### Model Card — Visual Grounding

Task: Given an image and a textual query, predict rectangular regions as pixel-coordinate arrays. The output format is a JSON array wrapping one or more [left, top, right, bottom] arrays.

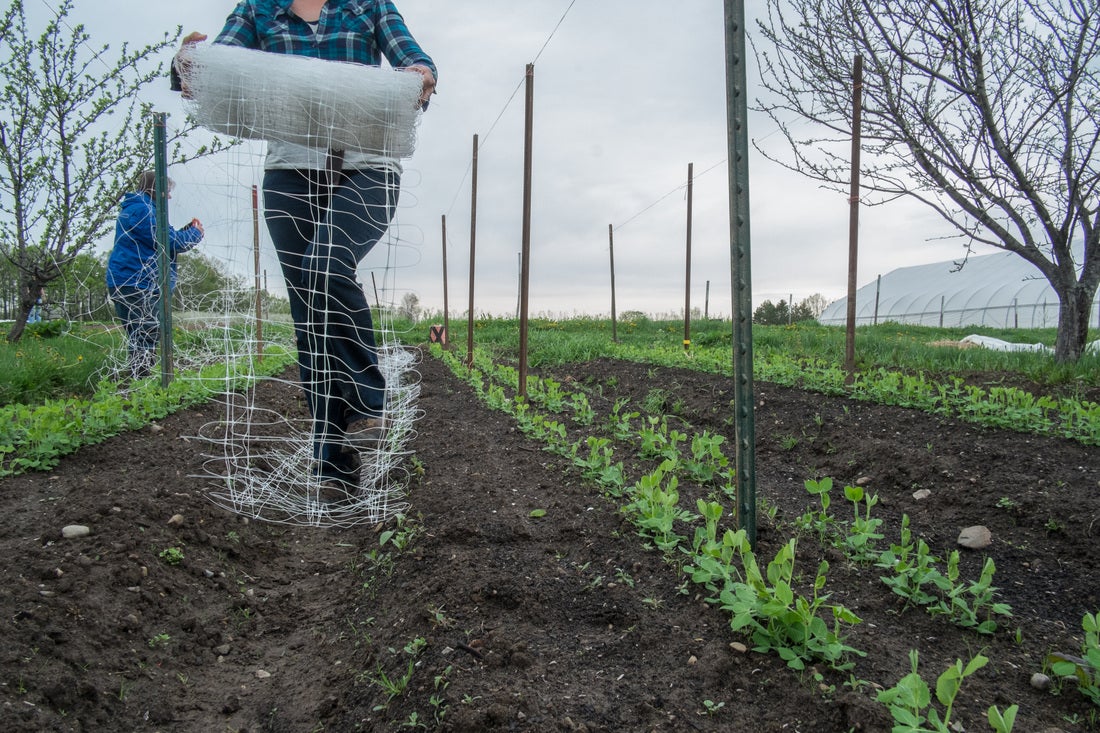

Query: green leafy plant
[[569, 392, 595, 425], [701, 699, 725, 715], [369, 637, 426, 710], [147, 633, 171, 648], [621, 462, 694, 552], [877, 650, 1015, 732], [607, 397, 639, 440], [779, 434, 800, 450], [528, 375, 567, 412], [683, 431, 729, 483], [430, 664, 452, 722], [379, 514, 421, 550], [840, 483, 884, 563], [683, 499, 743, 600], [795, 477, 836, 542], [572, 436, 626, 493], [158, 547, 184, 565], [1048, 611, 1100, 707], [988, 703, 1019, 733], [637, 416, 668, 459], [658, 428, 688, 462], [928, 554, 1012, 634], [877, 515, 945, 609], [370, 660, 415, 706], [718, 534, 863, 671]]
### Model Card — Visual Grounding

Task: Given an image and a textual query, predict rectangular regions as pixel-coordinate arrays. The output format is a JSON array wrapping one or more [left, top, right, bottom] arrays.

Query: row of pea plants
[[434, 347, 1100, 730], [610, 345, 1100, 446], [0, 345, 297, 477]]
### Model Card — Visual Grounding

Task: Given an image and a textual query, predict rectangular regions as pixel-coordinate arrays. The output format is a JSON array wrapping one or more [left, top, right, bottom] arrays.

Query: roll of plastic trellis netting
[[178, 43, 423, 158]]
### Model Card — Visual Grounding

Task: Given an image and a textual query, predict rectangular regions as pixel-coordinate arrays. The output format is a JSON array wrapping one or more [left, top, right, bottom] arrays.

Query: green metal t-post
[[724, 0, 757, 546], [154, 113, 174, 387]]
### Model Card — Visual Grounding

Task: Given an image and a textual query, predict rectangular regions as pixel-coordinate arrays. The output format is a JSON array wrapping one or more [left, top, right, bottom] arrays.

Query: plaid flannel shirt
[[214, 0, 436, 83]]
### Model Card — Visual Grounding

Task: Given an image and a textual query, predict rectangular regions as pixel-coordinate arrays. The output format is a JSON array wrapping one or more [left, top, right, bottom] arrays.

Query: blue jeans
[[111, 286, 160, 378], [262, 167, 399, 485]]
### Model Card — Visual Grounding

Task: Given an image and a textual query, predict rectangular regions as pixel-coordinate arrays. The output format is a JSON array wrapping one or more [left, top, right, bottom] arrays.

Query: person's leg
[[262, 169, 364, 488], [262, 170, 319, 392], [112, 286, 159, 378], [306, 167, 400, 428]]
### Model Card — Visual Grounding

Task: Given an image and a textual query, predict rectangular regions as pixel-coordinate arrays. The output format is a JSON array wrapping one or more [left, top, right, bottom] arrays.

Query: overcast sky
[[30, 0, 998, 319]]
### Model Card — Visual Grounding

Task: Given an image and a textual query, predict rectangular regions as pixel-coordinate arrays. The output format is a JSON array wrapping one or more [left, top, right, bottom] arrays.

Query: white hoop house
[[819, 252, 1100, 330]]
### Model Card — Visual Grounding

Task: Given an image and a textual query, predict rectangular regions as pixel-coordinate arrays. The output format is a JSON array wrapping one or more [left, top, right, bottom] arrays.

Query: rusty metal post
[[441, 214, 450, 348], [609, 224, 618, 343], [873, 273, 881, 325], [467, 134, 478, 366], [844, 54, 864, 375], [518, 63, 534, 397]]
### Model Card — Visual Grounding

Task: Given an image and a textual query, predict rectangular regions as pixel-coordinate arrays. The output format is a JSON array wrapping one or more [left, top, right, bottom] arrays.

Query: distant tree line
[[753, 293, 828, 325]]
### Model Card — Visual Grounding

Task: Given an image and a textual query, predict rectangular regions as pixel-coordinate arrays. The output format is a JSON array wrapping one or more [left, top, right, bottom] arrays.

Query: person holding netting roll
[[173, 1, 436, 499], [107, 171, 205, 380]]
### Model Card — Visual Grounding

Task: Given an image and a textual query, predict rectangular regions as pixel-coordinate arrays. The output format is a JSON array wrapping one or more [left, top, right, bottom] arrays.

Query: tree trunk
[[6, 279, 43, 344], [1053, 284, 1094, 363], [6, 306, 30, 343]]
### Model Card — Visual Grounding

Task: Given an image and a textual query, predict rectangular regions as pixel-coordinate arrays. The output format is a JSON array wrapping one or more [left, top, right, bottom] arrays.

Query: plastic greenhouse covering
[[819, 251, 1100, 329]]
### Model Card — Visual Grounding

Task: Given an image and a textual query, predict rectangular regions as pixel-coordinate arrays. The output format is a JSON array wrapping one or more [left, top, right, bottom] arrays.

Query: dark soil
[[2, 348, 1098, 732]]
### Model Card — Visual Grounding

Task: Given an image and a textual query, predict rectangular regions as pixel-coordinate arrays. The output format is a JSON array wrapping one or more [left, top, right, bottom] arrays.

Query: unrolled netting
[[178, 42, 423, 155], [174, 43, 425, 527]]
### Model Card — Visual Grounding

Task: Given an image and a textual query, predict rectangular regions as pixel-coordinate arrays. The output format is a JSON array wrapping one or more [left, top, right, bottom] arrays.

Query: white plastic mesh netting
[[155, 42, 428, 527], [178, 43, 423, 155], [201, 346, 421, 527]]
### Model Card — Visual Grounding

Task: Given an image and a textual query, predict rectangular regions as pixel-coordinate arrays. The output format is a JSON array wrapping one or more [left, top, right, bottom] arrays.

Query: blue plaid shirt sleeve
[[376, 2, 436, 78], [212, 1, 260, 49]]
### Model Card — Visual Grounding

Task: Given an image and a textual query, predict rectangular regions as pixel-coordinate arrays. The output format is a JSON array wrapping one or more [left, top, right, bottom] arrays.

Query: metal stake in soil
[[609, 224, 618, 343], [844, 54, 864, 376], [153, 112, 173, 387], [466, 134, 478, 367], [517, 63, 534, 397], [441, 214, 450, 347], [684, 162, 693, 353], [723, 0, 757, 546]]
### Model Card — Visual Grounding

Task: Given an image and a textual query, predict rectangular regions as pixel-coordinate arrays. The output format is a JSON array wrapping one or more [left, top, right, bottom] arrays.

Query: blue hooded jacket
[[106, 192, 203, 292]]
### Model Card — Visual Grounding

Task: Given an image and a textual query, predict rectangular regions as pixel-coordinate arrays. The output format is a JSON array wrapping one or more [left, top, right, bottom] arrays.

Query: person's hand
[[405, 65, 436, 107], [190, 218, 205, 236], [175, 32, 208, 99]]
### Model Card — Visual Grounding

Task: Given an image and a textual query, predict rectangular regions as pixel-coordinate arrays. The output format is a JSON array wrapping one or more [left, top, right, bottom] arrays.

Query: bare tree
[[802, 292, 830, 318], [0, 0, 225, 342], [399, 292, 421, 323], [754, 0, 1099, 361]]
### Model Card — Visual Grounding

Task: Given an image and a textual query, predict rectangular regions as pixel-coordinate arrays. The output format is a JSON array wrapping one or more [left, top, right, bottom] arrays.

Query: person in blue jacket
[[175, 0, 436, 499], [106, 170, 204, 379]]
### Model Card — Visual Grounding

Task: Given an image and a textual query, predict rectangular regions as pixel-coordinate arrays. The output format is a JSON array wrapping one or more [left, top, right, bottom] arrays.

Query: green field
[[1, 316, 1097, 478]]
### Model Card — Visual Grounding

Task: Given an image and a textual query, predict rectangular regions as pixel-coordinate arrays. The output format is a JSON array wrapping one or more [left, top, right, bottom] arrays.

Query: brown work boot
[[344, 416, 386, 451], [318, 479, 356, 506]]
